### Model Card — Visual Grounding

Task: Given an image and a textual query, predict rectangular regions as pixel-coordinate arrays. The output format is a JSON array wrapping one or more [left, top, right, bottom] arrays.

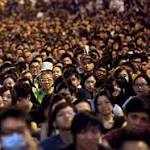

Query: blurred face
[[82, 60, 95, 72], [63, 57, 72, 65], [2, 90, 12, 107], [23, 72, 33, 82], [121, 141, 150, 150], [126, 112, 150, 133], [133, 77, 149, 96], [112, 81, 121, 97], [53, 66, 62, 79], [84, 76, 96, 92], [40, 52, 47, 61], [95, 68, 107, 79], [76, 126, 101, 150], [3, 77, 15, 89], [118, 70, 129, 82], [54, 106, 75, 130], [17, 96, 32, 112], [30, 62, 41, 77], [97, 95, 113, 115], [40, 73, 54, 91], [24, 51, 32, 63], [69, 74, 80, 88], [75, 102, 91, 112], [1, 117, 27, 136]]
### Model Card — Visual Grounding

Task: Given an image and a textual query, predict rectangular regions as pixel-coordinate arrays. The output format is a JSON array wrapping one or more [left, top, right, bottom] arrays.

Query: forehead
[[1, 117, 26, 130], [57, 106, 74, 114], [128, 112, 149, 119], [134, 77, 147, 83]]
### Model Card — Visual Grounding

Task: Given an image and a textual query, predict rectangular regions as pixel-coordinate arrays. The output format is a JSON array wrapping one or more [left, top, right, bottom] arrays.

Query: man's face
[[24, 52, 32, 63], [54, 106, 75, 130], [63, 57, 72, 65], [126, 112, 150, 133], [1, 117, 27, 136], [82, 59, 95, 72], [76, 126, 101, 150], [40, 73, 54, 91], [30, 62, 41, 77]]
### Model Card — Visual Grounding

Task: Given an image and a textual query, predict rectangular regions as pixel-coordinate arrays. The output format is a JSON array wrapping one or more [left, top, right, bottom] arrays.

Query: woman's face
[[133, 77, 149, 96], [84, 76, 96, 92], [2, 90, 12, 107], [112, 81, 121, 97], [53, 66, 62, 79], [97, 95, 113, 115], [118, 70, 129, 82]]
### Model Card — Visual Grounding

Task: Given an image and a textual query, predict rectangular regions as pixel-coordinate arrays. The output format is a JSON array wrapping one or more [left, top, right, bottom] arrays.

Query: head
[[29, 60, 41, 78], [51, 102, 76, 131], [83, 74, 96, 93], [0, 87, 15, 107], [0, 107, 33, 150], [94, 90, 113, 116], [120, 140, 150, 150], [24, 51, 32, 63], [133, 74, 150, 97], [61, 53, 73, 66], [2, 76, 15, 89], [81, 55, 95, 73], [39, 71, 54, 92], [124, 97, 150, 133], [71, 112, 102, 150], [73, 100, 92, 112], [52, 66, 62, 80], [113, 66, 132, 83], [14, 83, 32, 112]]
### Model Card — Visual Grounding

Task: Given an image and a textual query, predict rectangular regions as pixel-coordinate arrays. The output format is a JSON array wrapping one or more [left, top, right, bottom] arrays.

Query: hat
[[81, 55, 93, 63], [41, 61, 53, 71]]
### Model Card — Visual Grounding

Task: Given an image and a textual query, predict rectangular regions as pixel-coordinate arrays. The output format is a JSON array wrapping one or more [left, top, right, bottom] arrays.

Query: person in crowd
[[41, 102, 76, 150], [94, 89, 124, 133], [0, 107, 39, 150], [62, 111, 108, 150], [104, 96, 150, 149]]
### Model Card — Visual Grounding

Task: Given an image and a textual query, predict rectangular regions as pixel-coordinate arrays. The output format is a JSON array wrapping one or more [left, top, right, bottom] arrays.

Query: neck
[[59, 130, 73, 146]]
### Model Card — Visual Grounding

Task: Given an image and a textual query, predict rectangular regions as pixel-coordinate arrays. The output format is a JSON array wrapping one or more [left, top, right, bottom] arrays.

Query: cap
[[41, 61, 53, 71]]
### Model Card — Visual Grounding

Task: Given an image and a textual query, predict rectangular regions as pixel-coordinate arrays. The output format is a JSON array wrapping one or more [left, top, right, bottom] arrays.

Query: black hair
[[133, 73, 150, 85], [0, 107, 31, 134], [94, 89, 112, 112], [51, 102, 75, 123], [14, 82, 32, 99], [61, 53, 73, 60], [124, 96, 150, 118], [71, 112, 102, 141], [29, 59, 40, 67]]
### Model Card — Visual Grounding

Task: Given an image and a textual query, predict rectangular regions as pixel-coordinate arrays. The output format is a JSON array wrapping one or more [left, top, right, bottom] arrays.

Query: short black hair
[[51, 102, 75, 123], [14, 82, 32, 99], [124, 96, 150, 118], [71, 112, 102, 141], [0, 107, 31, 134]]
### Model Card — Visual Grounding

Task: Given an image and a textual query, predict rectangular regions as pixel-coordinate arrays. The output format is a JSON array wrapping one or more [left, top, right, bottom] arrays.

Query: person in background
[[0, 107, 39, 150], [41, 102, 76, 150]]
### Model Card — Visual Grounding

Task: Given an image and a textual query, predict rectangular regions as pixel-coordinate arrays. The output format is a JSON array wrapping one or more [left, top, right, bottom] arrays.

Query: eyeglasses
[[56, 110, 76, 118], [40, 79, 53, 83], [134, 83, 148, 88]]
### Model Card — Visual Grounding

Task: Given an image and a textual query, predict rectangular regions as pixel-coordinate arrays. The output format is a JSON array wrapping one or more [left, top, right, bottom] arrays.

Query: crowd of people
[[0, 0, 150, 150]]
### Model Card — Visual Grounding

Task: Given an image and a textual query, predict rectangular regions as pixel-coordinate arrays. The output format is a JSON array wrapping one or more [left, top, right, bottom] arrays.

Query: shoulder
[[41, 135, 64, 150]]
